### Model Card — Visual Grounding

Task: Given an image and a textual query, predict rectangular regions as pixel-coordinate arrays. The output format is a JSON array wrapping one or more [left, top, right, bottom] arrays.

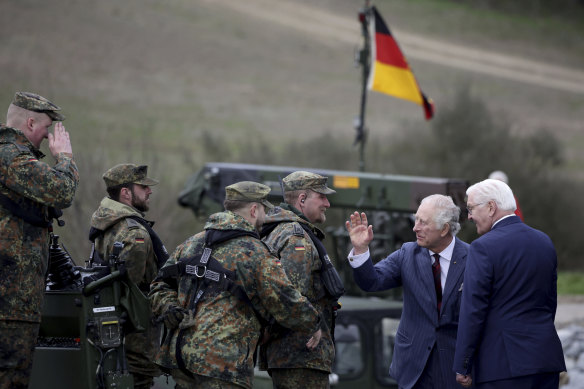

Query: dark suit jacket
[[453, 216, 566, 384], [353, 237, 469, 389]]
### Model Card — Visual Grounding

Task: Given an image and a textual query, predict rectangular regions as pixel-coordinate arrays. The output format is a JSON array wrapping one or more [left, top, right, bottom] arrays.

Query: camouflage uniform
[[0, 93, 78, 388], [260, 172, 338, 389], [89, 164, 163, 389], [150, 182, 321, 389]]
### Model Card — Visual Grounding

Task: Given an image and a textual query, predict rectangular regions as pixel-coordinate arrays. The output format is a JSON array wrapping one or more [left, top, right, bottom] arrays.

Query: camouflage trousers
[[171, 369, 245, 389], [126, 326, 162, 389], [269, 368, 330, 389], [0, 321, 40, 389]]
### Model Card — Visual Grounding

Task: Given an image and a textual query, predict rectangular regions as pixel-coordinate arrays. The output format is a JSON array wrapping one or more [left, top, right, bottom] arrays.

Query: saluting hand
[[48, 122, 73, 157], [345, 212, 374, 255]]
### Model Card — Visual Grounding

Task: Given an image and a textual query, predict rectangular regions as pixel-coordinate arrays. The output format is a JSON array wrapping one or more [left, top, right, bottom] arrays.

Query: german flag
[[367, 6, 434, 120]]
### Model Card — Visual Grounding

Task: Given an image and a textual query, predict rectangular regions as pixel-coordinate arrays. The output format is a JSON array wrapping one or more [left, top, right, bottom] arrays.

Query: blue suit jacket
[[353, 237, 469, 389], [453, 216, 566, 384]]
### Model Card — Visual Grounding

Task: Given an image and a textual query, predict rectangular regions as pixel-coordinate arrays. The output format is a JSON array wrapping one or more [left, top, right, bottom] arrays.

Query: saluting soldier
[[89, 163, 167, 389], [0, 92, 78, 389], [150, 181, 322, 389]]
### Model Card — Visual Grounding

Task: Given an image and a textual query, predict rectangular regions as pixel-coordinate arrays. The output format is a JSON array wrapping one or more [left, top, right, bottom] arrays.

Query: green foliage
[[558, 272, 584, 295]]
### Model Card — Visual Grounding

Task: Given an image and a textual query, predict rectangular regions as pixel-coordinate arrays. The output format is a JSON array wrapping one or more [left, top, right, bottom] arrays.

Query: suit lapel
[[441, 238, 467, 308]]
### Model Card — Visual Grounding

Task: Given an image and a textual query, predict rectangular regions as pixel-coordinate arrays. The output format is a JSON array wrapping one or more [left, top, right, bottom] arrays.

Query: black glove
[[164, 306, 187, 329]]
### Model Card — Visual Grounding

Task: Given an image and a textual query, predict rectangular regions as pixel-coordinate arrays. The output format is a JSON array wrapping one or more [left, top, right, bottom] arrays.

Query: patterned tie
[[432, 253, 442, 314]]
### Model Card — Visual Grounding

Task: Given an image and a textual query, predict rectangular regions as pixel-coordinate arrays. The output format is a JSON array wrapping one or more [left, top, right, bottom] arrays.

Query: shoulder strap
[[125, 216, 169, 269], [158, 229, 265, 320], [298, 223, 345, 300], [0, 192, 50, 228]]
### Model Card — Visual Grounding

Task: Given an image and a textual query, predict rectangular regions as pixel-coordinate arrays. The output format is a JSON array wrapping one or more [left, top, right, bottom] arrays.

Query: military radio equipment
[[178, 162, 469, 389], [30, 240, 138, 389]]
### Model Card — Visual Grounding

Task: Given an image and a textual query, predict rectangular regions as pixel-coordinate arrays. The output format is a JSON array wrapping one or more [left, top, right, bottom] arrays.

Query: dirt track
[[211, 0, 584, 95]]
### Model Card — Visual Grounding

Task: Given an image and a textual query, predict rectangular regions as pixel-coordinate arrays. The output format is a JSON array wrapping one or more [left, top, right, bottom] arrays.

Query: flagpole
[[355, 1, 371, 172]]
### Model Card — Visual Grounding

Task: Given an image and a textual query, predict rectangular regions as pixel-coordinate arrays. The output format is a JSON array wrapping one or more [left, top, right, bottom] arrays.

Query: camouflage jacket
[[0, 125, 78, 322], [90, 197, 159, 293], [260, 203, 336, 373], [150, 211, 320, 389]]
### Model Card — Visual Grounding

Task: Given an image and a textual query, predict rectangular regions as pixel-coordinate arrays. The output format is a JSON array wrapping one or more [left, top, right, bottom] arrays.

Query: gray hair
[[420, 194, 461, 236], [467, 179, 516, 212]]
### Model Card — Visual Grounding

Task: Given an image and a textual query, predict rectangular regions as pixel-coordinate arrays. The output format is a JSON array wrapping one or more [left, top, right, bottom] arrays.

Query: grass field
[[558, 272, 584, 295]]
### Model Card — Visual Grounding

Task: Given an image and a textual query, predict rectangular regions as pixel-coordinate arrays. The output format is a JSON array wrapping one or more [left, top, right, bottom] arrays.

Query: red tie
[[432, 253, 442, 314]]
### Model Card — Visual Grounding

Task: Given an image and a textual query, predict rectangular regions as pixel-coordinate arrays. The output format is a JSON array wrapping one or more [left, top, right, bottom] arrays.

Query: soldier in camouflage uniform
[[89, 163, 166, 389], [150, 181, 323, 389], [0, 92, 78, 389], [260, 171, 339, 389]]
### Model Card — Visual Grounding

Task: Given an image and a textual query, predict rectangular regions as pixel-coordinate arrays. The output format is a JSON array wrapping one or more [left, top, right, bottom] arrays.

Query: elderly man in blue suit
[[345, 194, 469, 389], [453, 179, 565, 389]]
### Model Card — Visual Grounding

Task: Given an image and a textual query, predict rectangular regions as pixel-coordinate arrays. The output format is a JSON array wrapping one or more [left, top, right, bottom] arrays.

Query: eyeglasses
[[466, 202, 486, 215]]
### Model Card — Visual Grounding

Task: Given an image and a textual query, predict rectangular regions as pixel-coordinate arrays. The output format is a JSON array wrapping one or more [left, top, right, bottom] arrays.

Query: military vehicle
[[30, 161, 467, 389], [178, 162, 468, 388]]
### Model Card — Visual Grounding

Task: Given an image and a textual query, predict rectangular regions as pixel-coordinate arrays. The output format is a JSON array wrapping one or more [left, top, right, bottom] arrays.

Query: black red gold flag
[[367, 6, 434, 119]]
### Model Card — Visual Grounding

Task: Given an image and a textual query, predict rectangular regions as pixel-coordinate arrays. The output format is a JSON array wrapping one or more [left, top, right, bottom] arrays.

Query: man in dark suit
[[453, 179, 566, 389], [346, 194, 469, 389]]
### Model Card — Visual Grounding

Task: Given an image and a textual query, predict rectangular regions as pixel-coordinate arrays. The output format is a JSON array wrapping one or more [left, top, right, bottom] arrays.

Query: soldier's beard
[[132, 199, 149, 213], [130, 190, 150, 213]]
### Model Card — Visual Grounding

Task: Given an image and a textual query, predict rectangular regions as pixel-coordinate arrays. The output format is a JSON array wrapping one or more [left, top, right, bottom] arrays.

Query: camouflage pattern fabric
[[282, 171, 336, 195], [11, 92, 65, 121], [90, 197, 159, 291], [0, 321, 39, 389], [90, 196, 162, 386], [172, 369, 244, 389], [0, 126, 78, 322], [150, 211, 321, 389], [0, 125, 78, 386], [270, 367, 330, 389], [225, 180, 273, 209], [260, 204, 336, 374], [102, 163, 159, 188]]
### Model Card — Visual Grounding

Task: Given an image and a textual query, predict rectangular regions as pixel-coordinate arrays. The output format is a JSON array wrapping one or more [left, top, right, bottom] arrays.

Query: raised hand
[[48, 122, 73, 157], [345, 211, 374, 255]]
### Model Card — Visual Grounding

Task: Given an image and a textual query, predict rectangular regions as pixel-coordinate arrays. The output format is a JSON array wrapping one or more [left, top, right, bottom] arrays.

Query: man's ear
[[249, 203, 258, 218], [120, 187, 132, 202], [26, 117, 35, 130], [299, 193, 306, 204], [441, 223, 450, 237]]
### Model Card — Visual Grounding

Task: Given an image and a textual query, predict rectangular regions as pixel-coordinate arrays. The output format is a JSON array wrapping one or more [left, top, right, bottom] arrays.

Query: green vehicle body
[[30, 162, 468, 388]]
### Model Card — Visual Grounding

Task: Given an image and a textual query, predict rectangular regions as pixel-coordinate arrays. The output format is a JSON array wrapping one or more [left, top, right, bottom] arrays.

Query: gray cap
[[283, 171, 336, 194], [103, 164, 159, 188], [12, 92, 65, 121], [225, 181, 274, 209]]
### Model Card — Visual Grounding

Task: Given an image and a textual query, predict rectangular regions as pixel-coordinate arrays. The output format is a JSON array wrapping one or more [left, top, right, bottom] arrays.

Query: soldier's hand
[[48, 122, 73, 157], [306, 328, 322, 350], [345, 212, 373, 255], [164, 306, 187, 329]]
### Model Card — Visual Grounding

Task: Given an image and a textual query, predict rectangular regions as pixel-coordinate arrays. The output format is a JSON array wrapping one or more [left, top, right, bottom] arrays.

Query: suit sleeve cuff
[[347, 248, 370, 268]]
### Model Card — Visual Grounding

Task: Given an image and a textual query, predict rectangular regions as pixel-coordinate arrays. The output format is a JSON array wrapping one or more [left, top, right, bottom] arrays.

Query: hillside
[[1, 0, 583, 259]]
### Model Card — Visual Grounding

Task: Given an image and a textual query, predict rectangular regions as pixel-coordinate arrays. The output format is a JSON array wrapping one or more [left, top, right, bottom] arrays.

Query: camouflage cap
[[102, 164, 159, 188], [225, 181, 274, 209], [283, 171, 336, 194], [12, 92, 65, 121]]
